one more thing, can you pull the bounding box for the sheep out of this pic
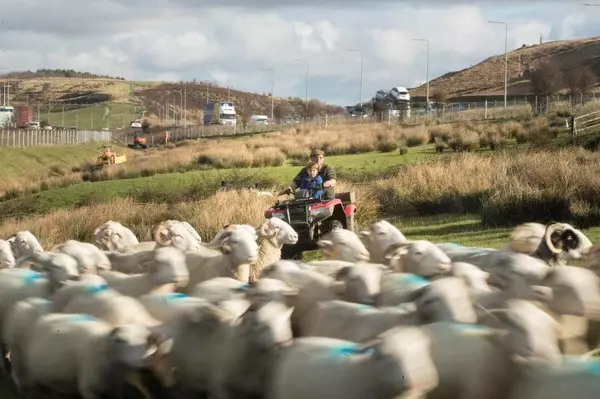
[248,218,299,283]
[138,292,210,324]
[384,240,453,278]
[0,239,15,269]
[451,261,492,294]
[23,313,173,399]
[210,301,295,399]
[332,263,386,305]
[6,230,44,259]
[2,297,54,393]
[377,275,478,324]
[179,229,259,292]
[52,239,112,274]
[317,227,370,262]
[92,220,140,251]
[265,325,440,399]
[208,223,258,248]
[506,222,593,266]
[98,246,190,298]
[358,220,408,264]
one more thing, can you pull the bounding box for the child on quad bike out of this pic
[300,161,323,199]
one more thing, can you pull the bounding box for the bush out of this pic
[376,139,399,153]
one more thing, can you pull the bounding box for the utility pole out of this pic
[413,38,430,109]
[183,83,187,128]
[295,57,309,107]
[488,20,508,109]
[347,49,364,109]
[262,68,275,120]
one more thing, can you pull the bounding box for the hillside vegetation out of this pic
[410,37,600,98]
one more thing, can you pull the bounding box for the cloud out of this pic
[0,1,597,106]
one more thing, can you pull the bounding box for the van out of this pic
[250,115,269,125]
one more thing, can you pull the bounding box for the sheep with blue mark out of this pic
[52,239,112,275]
[209,300,295,399]
[0,239,15,269]
[138,292,209,324]
[266,325,439,399]
[98,246,190,298]
[317,227,371,263]
[23,313,174,399]
[2,297,54,393]
[358,219,409,264]
[451,261,492,295]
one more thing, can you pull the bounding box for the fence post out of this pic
[570,115,576,137]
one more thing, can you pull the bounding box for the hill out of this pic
[0,70,344,129]
[410,36,600,100]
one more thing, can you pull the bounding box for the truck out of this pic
[203,101,236,126]
[0,106,14,128]
[14,106,34,128]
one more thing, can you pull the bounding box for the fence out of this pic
[572,110,600,136]
[0,129,112,147]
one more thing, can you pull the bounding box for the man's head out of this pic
[307,161,319,178]
[310,149,325,168]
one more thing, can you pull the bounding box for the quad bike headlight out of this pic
[271,212,286,220]
[310,206,333,218]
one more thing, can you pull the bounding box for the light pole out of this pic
[347,49,364,109]
[412,38,430,109]
[488,20,508,109]
[262,68,275,120]
[295,57,309,107]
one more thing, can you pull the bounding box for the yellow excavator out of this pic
[93,144,127,169]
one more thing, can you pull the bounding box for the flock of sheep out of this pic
[0,217,600,398]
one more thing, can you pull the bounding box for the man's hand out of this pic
[323,179,336,188]
[279,187,293,196]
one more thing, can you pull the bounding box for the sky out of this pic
[0,0,598,106]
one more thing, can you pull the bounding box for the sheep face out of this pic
[409,277,477,324]
[334,264,384,305]
[106,324,174,370]
[542,265,600,318]
[0,239,15,269]
[243,278,299,308]
[209,224,258,247]
[317,229,370,263]
[55,240,112,274]
[92,221,140,251]
[219,230,259,265]
[259,218,299,246]
[239,301,294,349]
[359,220,408,263]
[150,247,190,287]
[24,252,80,286]
[386,241,452,278]
[154,221,203,251]
[9,231,43,258]
[368,326,438,395]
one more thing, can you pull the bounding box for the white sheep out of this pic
[210,301,295,399]
[506,222,593,266]
[138,292,209,324]
[179,229,259,292]
[317,227,370,262]
[92,220,140,251]
[99,246,190,298]
[384,240,452,278]
[52,239,112,274]
[208,224,258,248]
[358,220,408,264]
[248,218,299,283]
[6,231,44,259]
[331,262,386,305]
[0,239,16,269]
[23,313,173,399]
[451,261,492,295]
[2,297,54,393]
[266,325,440,399]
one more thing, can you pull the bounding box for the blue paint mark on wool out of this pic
[328,344,374,358]
[66,314,97,323]
[85,284,109,295]
[396,273,429,286]
[438,243,466,251]
[451,323,489,332]
[563,357,600,375]
[22,270,45,286]
[238,284,249,291]
[164,293,188,301]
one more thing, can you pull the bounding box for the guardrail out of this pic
[572,110,600,137]
[0,129,112,147]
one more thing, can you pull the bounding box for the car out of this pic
[390,86,411,102]
[265,189,357,260]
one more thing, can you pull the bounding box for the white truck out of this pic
[204,101,237,126]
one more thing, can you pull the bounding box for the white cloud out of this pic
[0,1,596,106]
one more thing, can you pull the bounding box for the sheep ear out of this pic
[331,281,346,295]
[221,244,232,254]
[259,221,274,237]
[358,229,370,238]
[335,266,352,281]
[317,240,335,256]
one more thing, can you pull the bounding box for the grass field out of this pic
[43,102,143,130]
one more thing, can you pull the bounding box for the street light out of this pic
[488,20,508,109]
[295,57,309,107]
[347,49,364,108]
[261,68,275,120]
[412,37,430,108]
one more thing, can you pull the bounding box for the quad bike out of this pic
[265,187,357,260]
[92,144,127,170]
[128,130,149,149]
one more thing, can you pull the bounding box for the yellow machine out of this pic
[94,144,127,169]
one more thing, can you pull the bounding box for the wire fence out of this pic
[0,129,112,147]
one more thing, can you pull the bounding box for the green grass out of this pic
[44,102,143,130]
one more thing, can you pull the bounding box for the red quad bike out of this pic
[265,188,357,260]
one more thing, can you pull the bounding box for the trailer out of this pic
[203,101,237,126]
[14,106,34,128]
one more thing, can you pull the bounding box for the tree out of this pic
[305,99,325,119]
[273,103,290,120]
[530,62,562,96]
[372,100,389,122]
[564,66,596,97]
[430,89,449,109]
[236,101,253,125]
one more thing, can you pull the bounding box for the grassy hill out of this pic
[410,36,600,99]
[1,71,344,130]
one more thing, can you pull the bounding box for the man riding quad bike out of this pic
[267,149,356,259]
